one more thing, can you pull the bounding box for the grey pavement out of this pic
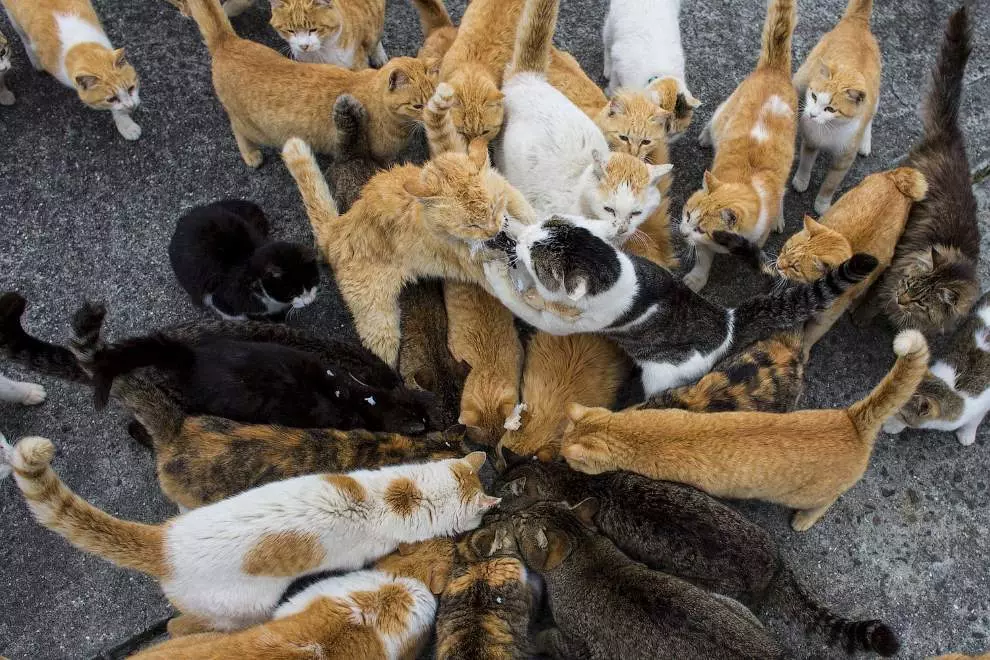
[0,0,988,657]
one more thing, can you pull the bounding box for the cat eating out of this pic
[269,0,387,68]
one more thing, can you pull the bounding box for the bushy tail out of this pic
[282,138,340,259]
[757,0,796,73]
[88,336,196,411]
[711,231,778,276]
[887,167,928,201]
[113,377,187,453]
[0,292,91,383]
[769,567,900,656]
[848,330,929,439]
[407,0,453,36]
[185,0,236,54]
[842,0,873,22]
[507,0,560,77]
[2,436,170,577]
[922,7,971,139]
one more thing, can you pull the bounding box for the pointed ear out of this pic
[459,408,481,426]
[467,138,489,171]
[397,542,417,556]
[269,0,283,7]
[112,48,128,68]
[74,74,99,91]
[931,245,947,266]
[542,528,572,570]
[590,149,606,180]
[566,402,589,423]
[389,69,411,91]
[403,172,436,199]
[469,527,499,557]
[566,277,588,301]
[427,564,449,594]
[720,208,737,228]
[476,493,501,509]
[426,57,442,78]
[845,88,866,105]
[569,497,600,529]
[411,367,436,392]
[607,97,625,117]
[464,450,487,471]
[802,215,824,234]
[498,444,524,468]
[649,163,674,186]
[702,170,719,193]
[819,62,831,78]
[503,476,527,497]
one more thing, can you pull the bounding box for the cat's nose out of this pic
[898,294,912,306]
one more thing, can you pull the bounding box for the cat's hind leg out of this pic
[370,41,388,68]
[791,500,836,532]
[0,73,14,106]
[3,9,41,70]
[337,270,404,367]
[230,119,263,168]
[221,0,254,17]
[0,373,46,405]
[955,417,981,446]
[791,138,818,193]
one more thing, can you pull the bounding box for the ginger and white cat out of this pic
[0,29,14,105]
[3,436,495,632]
[681,0,797,292]
[792,0,880,214]
[270,0,387,68]
[2,0,141,139]
[561,331,929,531]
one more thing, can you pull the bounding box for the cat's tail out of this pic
[757,0,796,74]
[0,292,91,383]
[282,138,340,258]
[507,0,560,78]
[87,336,196,412]
[842,0,873,22]
[848,330,929,439]
[711,231,778,277]
[922,6,971,140]
[185,0,236,54]
[886,167,928,202]
[112,377,187,454]
[407,0,453,37]
[2,436,171,578]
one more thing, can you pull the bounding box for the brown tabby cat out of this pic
[561,331,929,531]
[269,0,387,68]
[184,0,436,167]
[0,29,14,106]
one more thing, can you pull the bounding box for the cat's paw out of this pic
[813,195,833,216]
[16,382,46,406]
[0,89,15,106]
[956,427,978,446]
[790,509,822,532]
[114,117,142,141]
[430,83,456,111]
[698,124,713,147]
[791,171,810,193]
[682,269,708,293]
[242,149,264,169]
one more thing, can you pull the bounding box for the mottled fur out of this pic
[269,0,386,68]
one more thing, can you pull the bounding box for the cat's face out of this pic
[804,63,867,126]
[596,93,671,160]
[73,48,140,112]
[270,0,339,58]
[680,171,759,248]
[444,68,505,144]
[509,499,598,571]
[558,404,615,475]
[775,216,853,282]
[648,76,701,141]
[888,374,964,431]
[885,247,980,333]
[584,151,671,242]
[0,33,11,74]
[252,243,320,308]
[382,58,439,122]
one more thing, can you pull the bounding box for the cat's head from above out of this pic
[458,377,519,446]
[558,403,616,475]
[269,0,340,58]
[374,537,457,595]
[73,47,139,112]
[493,450,570,513]
[775,215,853,282]
[648,76,701,140]
[249,242,320,309]
[803,61,868,126]
[886,373,965,432]
[583,150,671,243]
[443,66,505,144]
[0,32,10,74]
[680,171,760,247]
[377,57,439,122]
[886,246,980,334]
[457,519,523,563]
[596,92,672,159]
[509,498,599,571]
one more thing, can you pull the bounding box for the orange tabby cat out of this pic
[269,0,387,68]
[774,167,927,350]
[561,331,928,531]
[445,282,523,446]
[792,0,881,214]
[680,0,798,292]
[2,0,141,139]
[185,0,436,167]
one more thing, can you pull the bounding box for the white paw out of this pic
[813,195,832,216]
[431,82,455,110]
[858,144,871,157]
[774,215,785,233]
[116,119,142,141]
[0,89,14,106]
[956,430,977,446]
[683,269,708,293]
[791,171,810,193]
[17,382,46,406]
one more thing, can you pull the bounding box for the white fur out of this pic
[287,28,358,68]
[291,286,319,309]
[639,311,735,394]
[0,373,46,405]
[503,402,527,431]
[798,89,865,154]
[603,0,687,92]
[54,14,111,87]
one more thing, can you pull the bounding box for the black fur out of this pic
[529,220,623,297]
[0,292,89,382]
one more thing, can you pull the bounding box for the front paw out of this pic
[683,269,708,293]
[430,82,456,111]
[791,171,810,193]
[956,428,977,446]
[17,382,47,406]
[0,89,15,106]
[115,118,142,141]
[813,195,833,216]
[242,149,264,169]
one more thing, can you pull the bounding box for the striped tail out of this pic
[848,330,929,439]
[112,377,187,454]
[756,0,796,73]
[282,138,341,261]
[922,7,970,140]
[0,292,91,383]
[507,0,560,77]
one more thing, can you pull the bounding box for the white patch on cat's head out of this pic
[288,30,322,55]
[803,89,840,124]
[974,305,990,351]
[292,287,318,309]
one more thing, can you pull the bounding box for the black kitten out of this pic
[169,200,320,321]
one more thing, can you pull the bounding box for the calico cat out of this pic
[1,0,141,139]
[792,0,881,214]
[510,499,782,659]
[326,94,381,213]
[561,330,930,531]
[184,0,435,167]
[885,291,990,447]
[495,454,900,655]
[482,215,877,396]
[681,0,797,292]
[269,0,387,68]
[168,200,320,321]
[0,372,45,405]
[0,29,14,105]
[853,7,980,336]
[3,436,497,632]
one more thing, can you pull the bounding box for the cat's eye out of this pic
[630,211,642,217]
[413,104,424,110]
[811,92,818,102]
[825,106,835,113]
[0,48,7,57]
[604,207,616,216]
[641,139,652,146]
[309,29,317,35]
[106,96,117,104]
[128,86,136,94]
[619,135,629,142]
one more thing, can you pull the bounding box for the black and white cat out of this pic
[169,200,321,321]
[483,216,877,396]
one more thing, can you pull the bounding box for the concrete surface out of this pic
[0,0,988,657]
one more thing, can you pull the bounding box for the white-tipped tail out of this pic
[893,329,926,356]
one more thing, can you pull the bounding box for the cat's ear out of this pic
[467,138,490,171]
[720,208,737,229]
[819,61,832,79]
[535,526,572,570]
[502,476,527,497]
[456,359,472,380]
[565,277,588,301]
[75,74,99,91]
[112,49,128,68]
[939,288,958,305]
[915,396,932,417]
[590,149,606,180]
[931,245,949,267]
[803,215,825,235]
[412,367,436,392]
[701,170,720,193]
[649,163,674,186]
[426,564,450,594]
[469,526,502,557]
[269,0,283,8]
[566,402,589,423]
[475,492,501,510]
[679,91,702,109]
[569,497,600,530]
[845,88,866,105]
[607,97,626,117]
[426,57,442,78]
[389,69,411,91]
[464,451,488,471]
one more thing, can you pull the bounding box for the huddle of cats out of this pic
[0,0,984,657]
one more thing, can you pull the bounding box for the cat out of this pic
[509,499,782,659]
[852,7,980,336]
[2,435,497,632]
[399,279,470,431]
[183,0,435,167]
[0,29,14,105]
[495,453,900,655]
[482,215,877,396]
[445,282,524,445]
[602,0,701,138]
[434,524,534,659]
[0,372,45,405]
[408,0,456,61]
[168,199,320,321]
[164,0,252,18]
[1,0,141,139]
[269,0,387,69]
[885,291,990,447]
[681,0,797,292]
[326,94,382,213]
[791,0,880,214]
[560,330,930,531]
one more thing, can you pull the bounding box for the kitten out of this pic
[399,279,470,431]
[326,94,381,213]
[854,7,980,336]
[885,291,990,447]
[3,436,497,632]
[681,0,797,292]
[168,200,320,321]
[269,0,387,68]
[184,0,435,167]
[0,372,45,405]
[561,330,930,531]
[445,282,523,445]
[0,29,14,105]
[482,215,877,396]
[602,0,700,137]
[2,0,141,139]
[510,499,782,659]
[792,0,881,214]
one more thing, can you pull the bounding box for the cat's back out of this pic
[822,172,914,257]
[4,0,102,68]
[441,0,525,77]
[904,137,978,256]
[170,204,262,267]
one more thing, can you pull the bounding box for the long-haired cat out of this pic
[853,7,980,336]
[561,330,930,531]
[184,0,435,167]
[269,0,387,68]
[680,0,797,292]
[792,0,880,214]
[510,499,782,659]
[169,200,320,321]
[0,29,14,105]
[1,0,141,139]
[3,436,497,631]
[885,291,990,447]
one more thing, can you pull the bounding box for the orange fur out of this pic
[269,0,386,70]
